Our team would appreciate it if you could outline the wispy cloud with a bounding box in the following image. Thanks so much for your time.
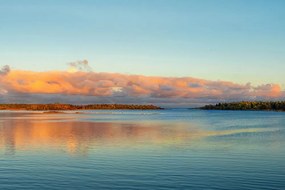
[0,65,10,76]
[67,60,93,73]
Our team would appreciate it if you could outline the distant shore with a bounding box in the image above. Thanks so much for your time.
[0,104,163,111]
[199,101,285,111]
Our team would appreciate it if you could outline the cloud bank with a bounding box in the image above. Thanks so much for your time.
[0,64,284,106]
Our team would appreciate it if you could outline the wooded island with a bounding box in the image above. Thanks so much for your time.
[200,101,285,111]
[0,104,162,110]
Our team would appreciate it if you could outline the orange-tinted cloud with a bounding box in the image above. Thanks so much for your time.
[254,84,282,98]
[0,67,284,105]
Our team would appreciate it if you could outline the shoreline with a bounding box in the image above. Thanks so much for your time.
[0,103,163,111]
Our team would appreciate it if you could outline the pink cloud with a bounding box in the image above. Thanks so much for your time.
[0,68,284,105]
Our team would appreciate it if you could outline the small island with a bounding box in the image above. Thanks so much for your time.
[200,101,285,111]
[0,103,163,111]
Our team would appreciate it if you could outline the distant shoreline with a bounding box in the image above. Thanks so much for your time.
[199,101,285,111]
[0,104,163,111]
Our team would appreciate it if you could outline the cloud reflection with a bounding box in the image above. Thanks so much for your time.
[0,119,194,156]
[0,113,279,156]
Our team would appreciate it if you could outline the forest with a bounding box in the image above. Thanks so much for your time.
[200,101,285,111]
[0,103,162,110]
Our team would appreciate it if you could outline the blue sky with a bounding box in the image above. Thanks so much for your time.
[1,0,285,87]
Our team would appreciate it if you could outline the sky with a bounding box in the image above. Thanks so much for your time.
[0,0,285,106]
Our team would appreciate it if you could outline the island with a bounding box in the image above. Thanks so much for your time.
[199,101,285,111]
[0,104,163,111]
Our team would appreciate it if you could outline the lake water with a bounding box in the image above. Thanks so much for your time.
[0,109,285,189]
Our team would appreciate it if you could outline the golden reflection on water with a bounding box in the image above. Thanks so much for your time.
[0,120,194,155]
[0,113,279,155]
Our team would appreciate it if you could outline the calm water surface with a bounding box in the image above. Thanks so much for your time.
[0,109,285,189]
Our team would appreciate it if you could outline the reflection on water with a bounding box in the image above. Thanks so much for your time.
[0,112,280,156]
[0,120,192,155]
[0,110,285,190]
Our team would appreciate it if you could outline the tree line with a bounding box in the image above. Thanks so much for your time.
[200,101,285,111]
[0,103,162,110]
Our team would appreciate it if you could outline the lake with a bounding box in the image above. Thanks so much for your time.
[0,109,285,189]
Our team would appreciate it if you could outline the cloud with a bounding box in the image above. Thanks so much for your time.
[67,60,92,73]
[0,65,10,76]
[254,84,282,98]
[0,64,284,106]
